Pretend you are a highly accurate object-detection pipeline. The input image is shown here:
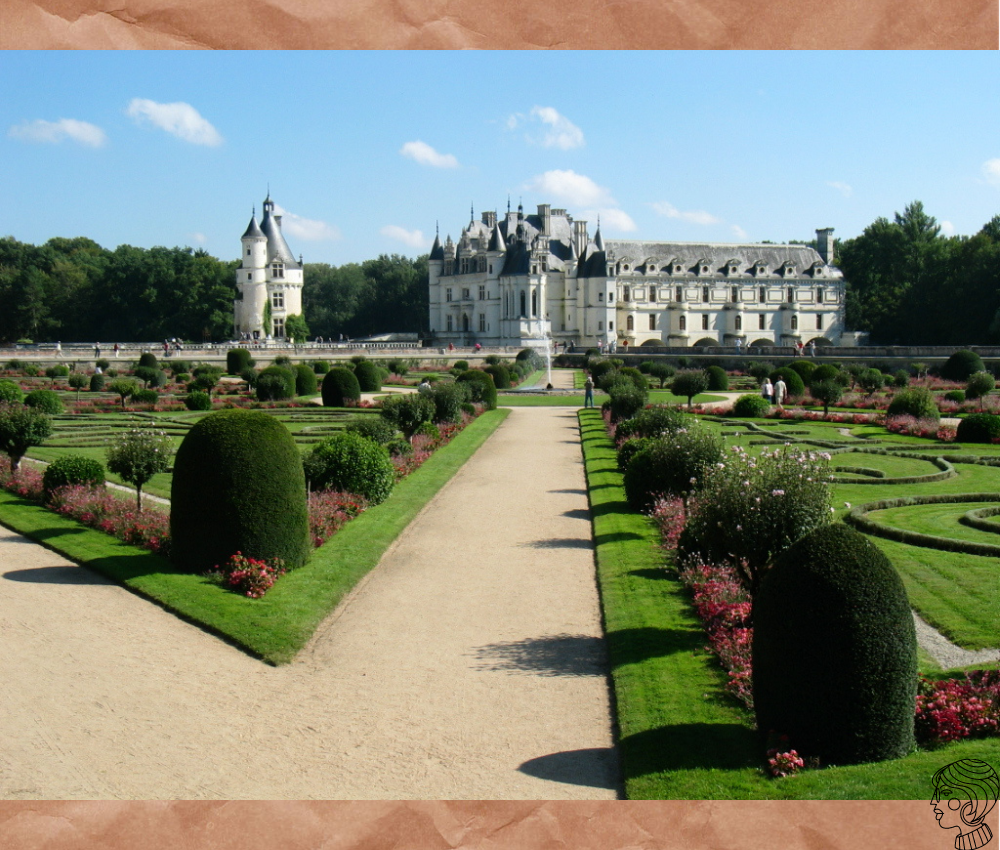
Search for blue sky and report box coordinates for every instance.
[2,51,999,265]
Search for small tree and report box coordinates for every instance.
[284,314,310,344]
[966,371,996,411]
[648,362,675,388]
[809,378,843,418]
[671,370,709,409]
[108,377,139,410]
[67,372,88,401]
[856,367,885,397]
[106,427,174,511]
[380,393,435,442]
[0,403,52,471]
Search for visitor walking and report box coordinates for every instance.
[583,375,595,408]
[774,376,787,411]
[761,377,773,403]
[55,341,61,357]
[735,338,742,354]
[417,378,432,396]
[113,343,119,358]
[808,339,816,357]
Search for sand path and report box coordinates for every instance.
[0,379,619,799]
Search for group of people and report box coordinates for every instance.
[760,375,788,410]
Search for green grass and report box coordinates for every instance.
[578,408,1000,799]
[0,408,509,665]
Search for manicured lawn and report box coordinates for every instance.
[0,408,509,665]
[578,408,1000,799]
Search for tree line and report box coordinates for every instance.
[0,234,429,344]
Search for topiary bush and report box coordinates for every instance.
[809,379,844,417]
[944,389,965,403]
[23,389,64,414]
[353,360,382,392]
[89,373,105,393]
[856,367,885,396]
[184,391,213,411]
[892,369,910,388]
[452,360,469,372]
[256,366,295,401]
[43,455,105,497]
[170,409,311,574]
[965,371,996,404]
[484,364,511,389]
[752,524,917,766]
[345,415,398,445]
[607,381,648,423]
[322,368,362,407]
[705,365,729,391]
[310,360,330,375]
[138,352,158,369]
[619,366,650,393]
[732,394,771,418]
[956,413,1000,443]
[616,436,653,472]
[0,380,24,404]
[810,363,843,384]
[672,370,709,407]
[769,367,805,398]
[886,386,940,422]
[456,369,497,410]
[45,364,70,379]
[303,432,395,504]
[787,359,816,382]
[622,429,724,511]
[226,348,254,375]
[647,362,676,388]
[428,380,472,423]
[132,389,159,406]
[941,349,985,381]
[292,363,318,397]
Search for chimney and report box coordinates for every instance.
[538,204,551,236]
[816,228,834,264]
[482,211,497,229]
[574,220,589,256]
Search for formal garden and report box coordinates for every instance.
[581,348,999,798]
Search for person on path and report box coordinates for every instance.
[735,338,742,354]
[417,378,432,396]
[113,343,119,358]
[774,377,787,410]
[583,375,595,408]
[808,339,816,357]
[761,377,773,403]
[55,341,61,357]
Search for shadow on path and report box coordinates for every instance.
[471,633,607,677]
[4,566,110,585]
[518,747,620,792]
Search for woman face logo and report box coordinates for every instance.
[930,785,967,832]
[930,759,998,849]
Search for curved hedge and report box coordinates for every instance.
[321,368,361,407]
[959,505,1000,535]
[753,524,916,766]
[302,432,395,505]
[170,409,310,574]
[830,450,955,485]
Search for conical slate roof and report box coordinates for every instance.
[429,233,444,261]
[241,214,264,240]
[260,201,300,269]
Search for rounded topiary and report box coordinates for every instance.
[705,365,729,391]
[303,432,395,505]
[0,379,24,404]
[184,391,213,411]
[310,360,330,375]
[456,369,497,410]
[353,360,382,392]
[966,370,996,402]
[619,366,650,393]
[89,373,105,393]
[452,360,469,372]
[293,363,318,396]
[616,436,653,472]
[787,359,816,382]
[607,382,648,423]
[810,363,842,383]
[42,455,105,496]
[428,380,472,423]
[614,405,687,441]
[23,389,64,415]
[941,349,985,382]
[170,409,310,573]
[256,365,296,401]
[226,348,254,375]
[956,413,1000,443]
[589,360,618,384]
[484,364,511,389]
[321,368,361,407]
[345,415,398,445]
[886,386,940,421]
[752,524,917,766]
[138,352,158,369]
[132,389,159,406]
[45,364,70,379]
[770,367,805,398]
[732,394,771,418]
[944,389,966,403]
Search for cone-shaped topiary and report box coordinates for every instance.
[226,348,254,374]
[322,368,361,407]
[456,369,497,410]
[752,524,917,766]
[705,364,729,391]
[353,360,382,392]
[293,363,318,396]
[484,364,510,389]
[170,409,310,574]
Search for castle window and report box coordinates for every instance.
[649,314,657,331]
[759,286,766,302]
[598,292,604,301]
[676,286,683,302]
[520,291,526,317]
[674,264,682,274]
[817,287,824,302]
[791,315,799,331]
[446,288,452,302]
[479,313,486,332]
[759,314,766,330]
[650,288,656,303]
[679,315,687,331]
[702,314,709,331]
[598,321,603,331]
[623,286,630,302]
[446,315,453,332]
[627,315,634,331]
[731,287,739,303]
[787,288,795,303]
[248,273,252,281]
[735,315,742,331]
[271,262,284,279]
[460,258,469,274]
[702,286,710,303]
[701,265,709,274]
[462,314,470,332]
[272,291,284,309]
[445,261,453,275]
[479,285,486,300]
[531,290,538,317]
[609,321,614,331]
[817,314,824,330]
[247,249,251,256]
[462,288,470,299]
[479,257,487,272]
[272,317,285,338]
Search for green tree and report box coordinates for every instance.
[284,313,310,343]
[0,403,52,471]
[671,370,709,409]
[106,427,174,510]
[108,377,140,410]
[67,372,88,401]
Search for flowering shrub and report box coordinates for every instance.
[308,489,368,547]
[677,444,834,594]
[766,747,806,778]
[885,415,950,440]
[648,495,688,550]
[0,456,45,499]
[915,671,1000,744]
[216,551,287,599]
[46,483,171,555]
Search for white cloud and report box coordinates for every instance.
[588,208,636,232]
[126,98,223,146]
[400,140,459,169]
[273,205,340,242]
[650,201,721,226]
[527,170,613,207]
[940,220,955,236]
[187,232,207,245]
[381,225,427,249]
[507,106,585,150]
[8,118,106,148]
[827,181,853,197]
[731,225,749,240]
[982,159,1000,187]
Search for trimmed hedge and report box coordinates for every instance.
[138,352,158,369]
[622,429,724,511]
[732,394,770,418]
[753,524,916,766]
[0,380,24,403]
[345,416,398,445]
[484,364,511,390]
[184,391,213,411]
[303,432,395,505]
[956,413,1000,444]
[321,368,361,407]
[227,348,254,374]
[769,367,805,398]
[42,455,105,496]
[293,363,318,396]
[170,409,311,574]
[456,369,497,410]
[23,389,64,415]
[353,360,382,392]
[830,450,955,485]
[704,365,729,391]
[941,349,985,381]
[886,386,939,421]
[256,365,296,401]
[959,505,1000,535]
[89,374,106,392]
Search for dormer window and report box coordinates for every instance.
[648,264,656,273]
[783,264,796,277]
[674,264,683,274]
[271,261,284,279]
[700,264,709,275]
[755,263,767,276]
[727,262,739,276]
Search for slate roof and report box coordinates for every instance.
[260,204,300,269]
[241,215,264,240]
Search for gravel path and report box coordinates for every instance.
[0,390,618,799]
